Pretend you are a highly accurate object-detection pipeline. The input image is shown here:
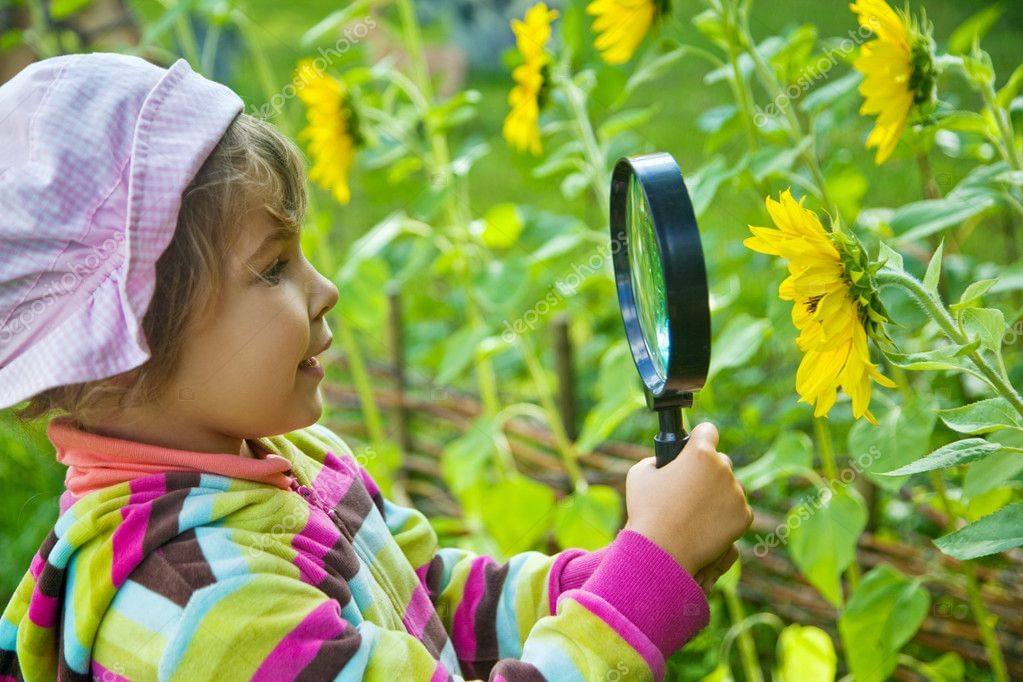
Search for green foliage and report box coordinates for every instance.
[786,486,867,607]
[838,564,931,682]
[3,0,1023,678]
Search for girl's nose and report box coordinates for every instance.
[309,267,340,320]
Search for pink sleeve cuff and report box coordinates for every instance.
[576,529,710,658]
[547,547,608,615]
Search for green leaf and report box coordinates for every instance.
[923,239,945,292]
[799,71,861,113]
[847,398,938,492]
[528,232,585,264]
[425,90,481,131]
[996,63,1023,108]
[700,664,734,682]
[939,398,1023,434]
[49,0,93,20]
[336,257,390,331]
[934,501,1023,559]
[787,487,867,607]
[480,203,523,250]
[560,172,590,200]
[880,438,1003,476]
[917,653,965,682]
[947,4,1003,55]
[964,437,1023,499]
[481,475,556,555]
[736,431,814,491]
[597,107,657,141]
[620,45,698,101]
[750,138,812,183]
[967,486,1016,521]
[962,307,1005,352]
[838,564,930,682]
[0,29,24,54]
[440,415,501,500]
[451,139,490,177]
[532,141,584,179]
[554,486,622,550]
[300,0,375,47]
[877,241,904,271]
[476,257,531,319]
[890,196,996,245]
[436,326,491,385]
[776,625,836,682]
[687,155,736,217]
[950,278,999,313]
[576,393,646,455]
[576,343,646,453]
[596,340,636,400]
[359,440,401,499]
[934,111,993,135]
[706,314,770,382]
[338,212,429,282]
[885,345,976,373]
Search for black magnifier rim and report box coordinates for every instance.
[610,152,711,397]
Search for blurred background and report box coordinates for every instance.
[2,0,1022,679]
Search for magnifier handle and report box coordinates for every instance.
[654,428,689,468]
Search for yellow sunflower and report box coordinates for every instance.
[744,189,897,424]
[295,59,362,205]
[586,0,670,65]
[851,0,936,164]
[503,3,559,155]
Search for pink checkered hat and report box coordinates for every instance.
[0,53,244,410]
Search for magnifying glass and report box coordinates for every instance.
[610,152,711,468]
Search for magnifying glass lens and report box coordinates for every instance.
[626,174,671,379]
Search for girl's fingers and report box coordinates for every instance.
[718,544,739,569]
[695,544,741,594]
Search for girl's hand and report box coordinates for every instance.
[694,544,739,595]
[623,422,753,578]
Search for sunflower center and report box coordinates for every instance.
[537,63,551,110]
[341,98,365,147]
[909,39,936,106]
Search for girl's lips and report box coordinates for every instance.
[298,355,324,379]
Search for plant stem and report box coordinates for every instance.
[25,0,59,57]
[979,80,1023,171]
[554,58,609,218]
[336,315,387,443]
[233,10,291,134]
[395,0,502,421]
[876,269,1023,419]
[928,471,1009,682]
[199,21,221,78]
[734,17,837,217]
[516,334,587,492]
[174,11,201,69]
[722,584,764,682]
[717,3,758,153]
[812,417,861,590]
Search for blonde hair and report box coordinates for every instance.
[11,113,308,427]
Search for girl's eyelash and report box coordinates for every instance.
[260,258,289,285]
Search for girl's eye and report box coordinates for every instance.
[260,258,290,286]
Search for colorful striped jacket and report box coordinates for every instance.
[0,420,710,680]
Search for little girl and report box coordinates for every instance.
[0,53,753,681]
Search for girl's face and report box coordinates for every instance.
[165,202,340,445]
